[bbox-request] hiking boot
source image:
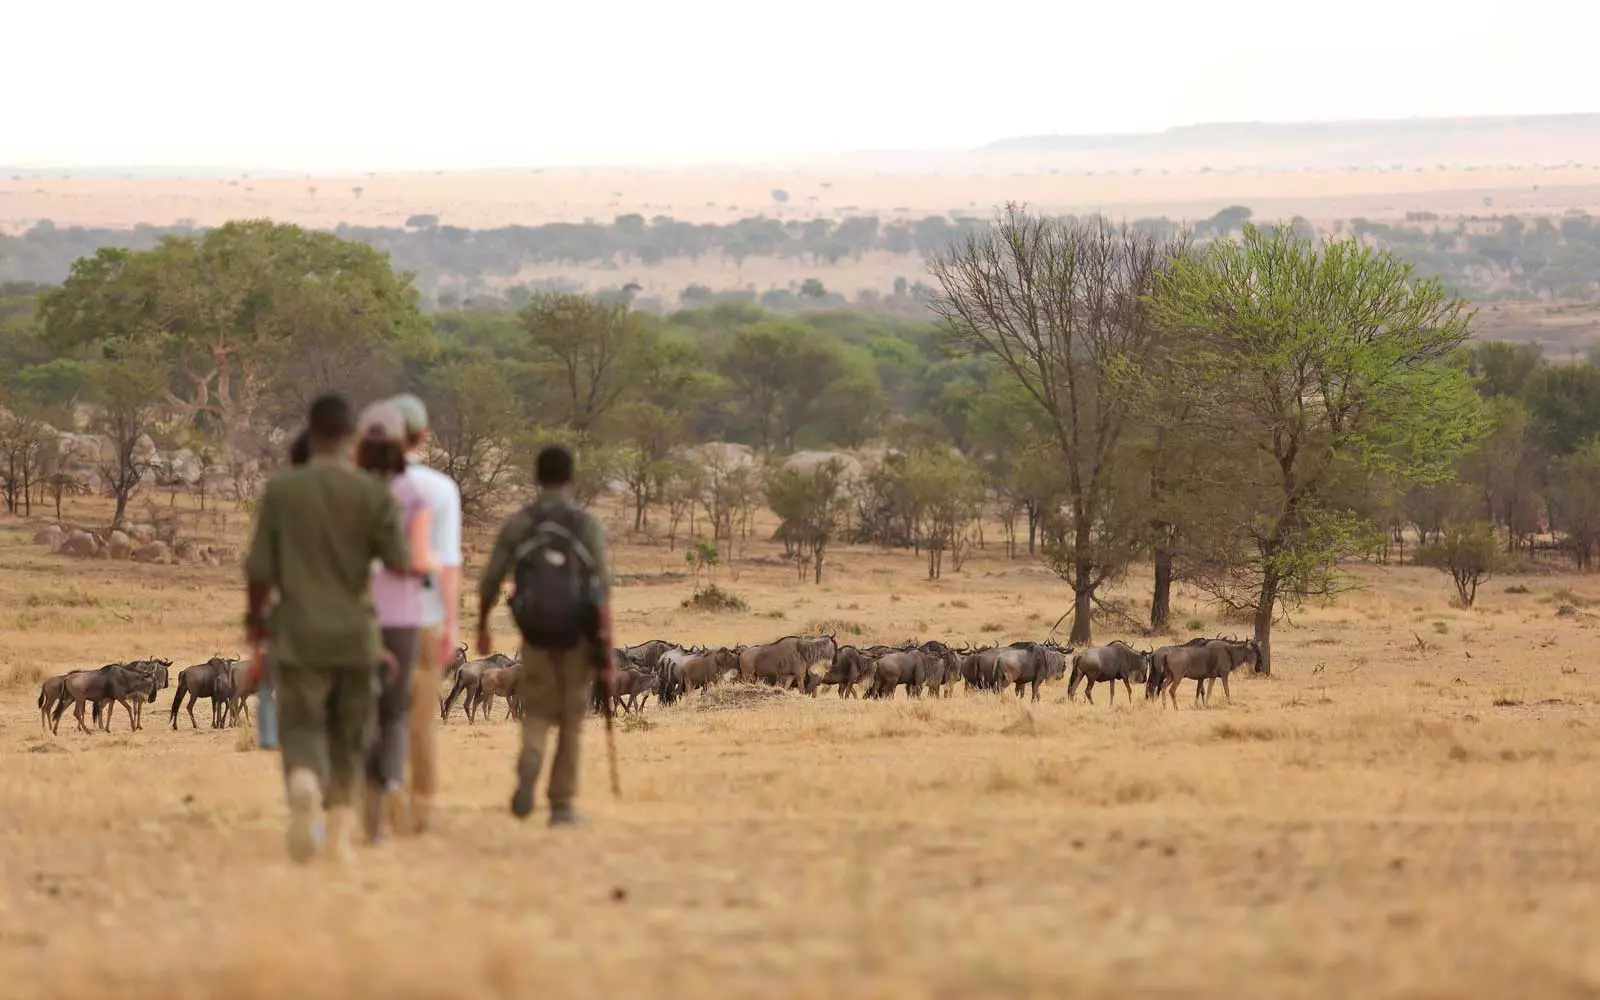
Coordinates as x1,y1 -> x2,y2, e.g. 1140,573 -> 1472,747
510,750 -> 541,820
548,804 -> 585,828
285,768 -> 324,863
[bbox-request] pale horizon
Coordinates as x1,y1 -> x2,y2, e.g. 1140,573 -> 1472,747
5,0 -> 1598,172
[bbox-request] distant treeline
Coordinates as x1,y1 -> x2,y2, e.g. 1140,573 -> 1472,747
5,204 -> 1600,305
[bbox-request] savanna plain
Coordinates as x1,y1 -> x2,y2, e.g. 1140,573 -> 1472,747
3,496 -> 1599,1000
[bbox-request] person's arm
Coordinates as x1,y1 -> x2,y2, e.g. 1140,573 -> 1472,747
243,483 -> 279,644
474,516 -> 518,654
408,504 -> 438,577
370,487 -> 409,575
436,481 -> 464,661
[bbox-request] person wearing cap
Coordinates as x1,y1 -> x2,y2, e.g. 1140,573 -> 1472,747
356,401 -> 438,843
244,393 -> 410,865
390,393 -> 463,834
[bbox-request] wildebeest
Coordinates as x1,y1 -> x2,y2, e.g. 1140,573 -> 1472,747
1150,638 -> 1260,708
437,644 -> 470,715
52,664 -> 158,734
169,657 -> 239,730
441,652 -> 517,724
93,658 -> 171,729
1067,642 -> 1149,706
613,668 -> 658,713
737,635 -> 837,690
674,646 -> 740,697
38,672 -> 83,730
960,643 -> 1053,702
813,645 -> 882,698
474,662 -> 523,722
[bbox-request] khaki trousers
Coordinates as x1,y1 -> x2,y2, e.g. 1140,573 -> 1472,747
516,643 -> 594,808
407,625 -> 443,804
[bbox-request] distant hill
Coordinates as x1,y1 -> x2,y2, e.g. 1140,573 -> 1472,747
978,114 -> 1600,171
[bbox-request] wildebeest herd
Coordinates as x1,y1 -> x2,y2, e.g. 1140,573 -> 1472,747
434,633 -> 1263,724
34,634 -> 1261,736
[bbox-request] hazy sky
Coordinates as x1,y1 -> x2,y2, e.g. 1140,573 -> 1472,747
5,0 -> 1595,170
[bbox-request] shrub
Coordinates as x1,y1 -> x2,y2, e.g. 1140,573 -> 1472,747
680,585 -> 748,613
1418,522 -> 1500,607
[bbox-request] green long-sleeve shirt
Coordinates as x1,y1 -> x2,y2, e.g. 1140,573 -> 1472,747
245,455 -> 408,669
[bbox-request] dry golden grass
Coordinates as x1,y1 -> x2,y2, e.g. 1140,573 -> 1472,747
4,494 -> 1600,998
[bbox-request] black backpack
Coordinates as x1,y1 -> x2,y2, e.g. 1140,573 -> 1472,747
508,506 -> 599,650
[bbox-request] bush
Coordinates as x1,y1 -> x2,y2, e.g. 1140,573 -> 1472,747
680,585 -> 748,613
1418,522 -> 1500,607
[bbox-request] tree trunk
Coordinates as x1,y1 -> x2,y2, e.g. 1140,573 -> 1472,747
1150,545 -> 1174,632
813,543 -> 824,585
1027,506 -> 1038,555
1253,567 -> 1279,676
1068,571 -> 1094,646
113,490 -> 129,530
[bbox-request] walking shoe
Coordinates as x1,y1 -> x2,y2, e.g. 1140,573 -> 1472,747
285,767 -> 324,863
548,804 -> 585,827
325,806 -> 357,866
362,785 -> 386,845
510,750 -> 541,820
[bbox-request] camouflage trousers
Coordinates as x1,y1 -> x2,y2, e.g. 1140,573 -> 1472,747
515,642 -> 595,809
275,661 -> 376,809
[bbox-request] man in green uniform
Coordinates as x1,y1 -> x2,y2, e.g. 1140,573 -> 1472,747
477,445 -> 616,827
246,394 -> 409,863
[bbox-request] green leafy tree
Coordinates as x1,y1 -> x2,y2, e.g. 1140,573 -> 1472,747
519,292 -> 648,439
41,222 -> 424,450
765,459 -> 852,583
421,361 -> 523,522
1153,224 -> 1485,672
1546,441 -> 1600,570
91,360 -> 165,527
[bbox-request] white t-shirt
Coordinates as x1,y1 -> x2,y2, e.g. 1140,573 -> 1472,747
404,455 -> 463,626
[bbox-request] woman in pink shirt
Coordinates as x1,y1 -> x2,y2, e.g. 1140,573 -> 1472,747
355,402 -> 437,844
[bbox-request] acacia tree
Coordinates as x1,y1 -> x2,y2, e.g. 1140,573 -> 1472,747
929,206 -> 1188,643
764,458 -> 851,584
92,361 -> 165,528
520,292 -> 646,439
41,223 -> 424,453
1419,522 -> 1500,606
1154,225 -> 1485,673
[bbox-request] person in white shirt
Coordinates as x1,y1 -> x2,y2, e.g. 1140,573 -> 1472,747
389,394 -> 463,834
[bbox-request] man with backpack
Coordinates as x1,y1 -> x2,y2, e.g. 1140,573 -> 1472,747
476,445 -> 617,826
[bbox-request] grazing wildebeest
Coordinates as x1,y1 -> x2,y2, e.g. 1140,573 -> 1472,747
651,645 -> 705,704
813,645 -> 876,698
1067,642 -> 1150,706
918,641 -> 962,698
441,652 -> 517,724
169,657 -> 239,730
437,644 -> 470,716
621,639 -> 677,674
1150,638 -> 1261,709
866,647 -> 936,699
53,664 -> 156,734
474,662 -> 523,722
738,635 -> 837,690
613,668 -> 658,713
92,658 -> 172,730
676,646 -> 739,697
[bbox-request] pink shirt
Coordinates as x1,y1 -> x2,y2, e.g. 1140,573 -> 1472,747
371,473 -> 426,628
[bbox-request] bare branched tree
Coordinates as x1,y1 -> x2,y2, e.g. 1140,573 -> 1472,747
929,205 -> 1188,643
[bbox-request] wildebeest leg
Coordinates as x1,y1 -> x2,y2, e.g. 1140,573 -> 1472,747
1031,678 -> 1042,703
1082,679 -> 1094,705
1220,672 -> 1232,704
1066,668 -> 1081,701
1108,679 -> 1115,707
73,696 -> 91,734
186,691 -> 200,729
1121,677 -> 1133,704
120,697 -> 137,731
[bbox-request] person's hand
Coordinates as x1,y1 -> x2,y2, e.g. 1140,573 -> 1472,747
475,624 -> 493,657
243,643 -> 265,690
599,660 -> 619,700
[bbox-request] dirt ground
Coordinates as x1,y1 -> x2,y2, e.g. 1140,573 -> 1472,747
3,495 -> 1600,999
